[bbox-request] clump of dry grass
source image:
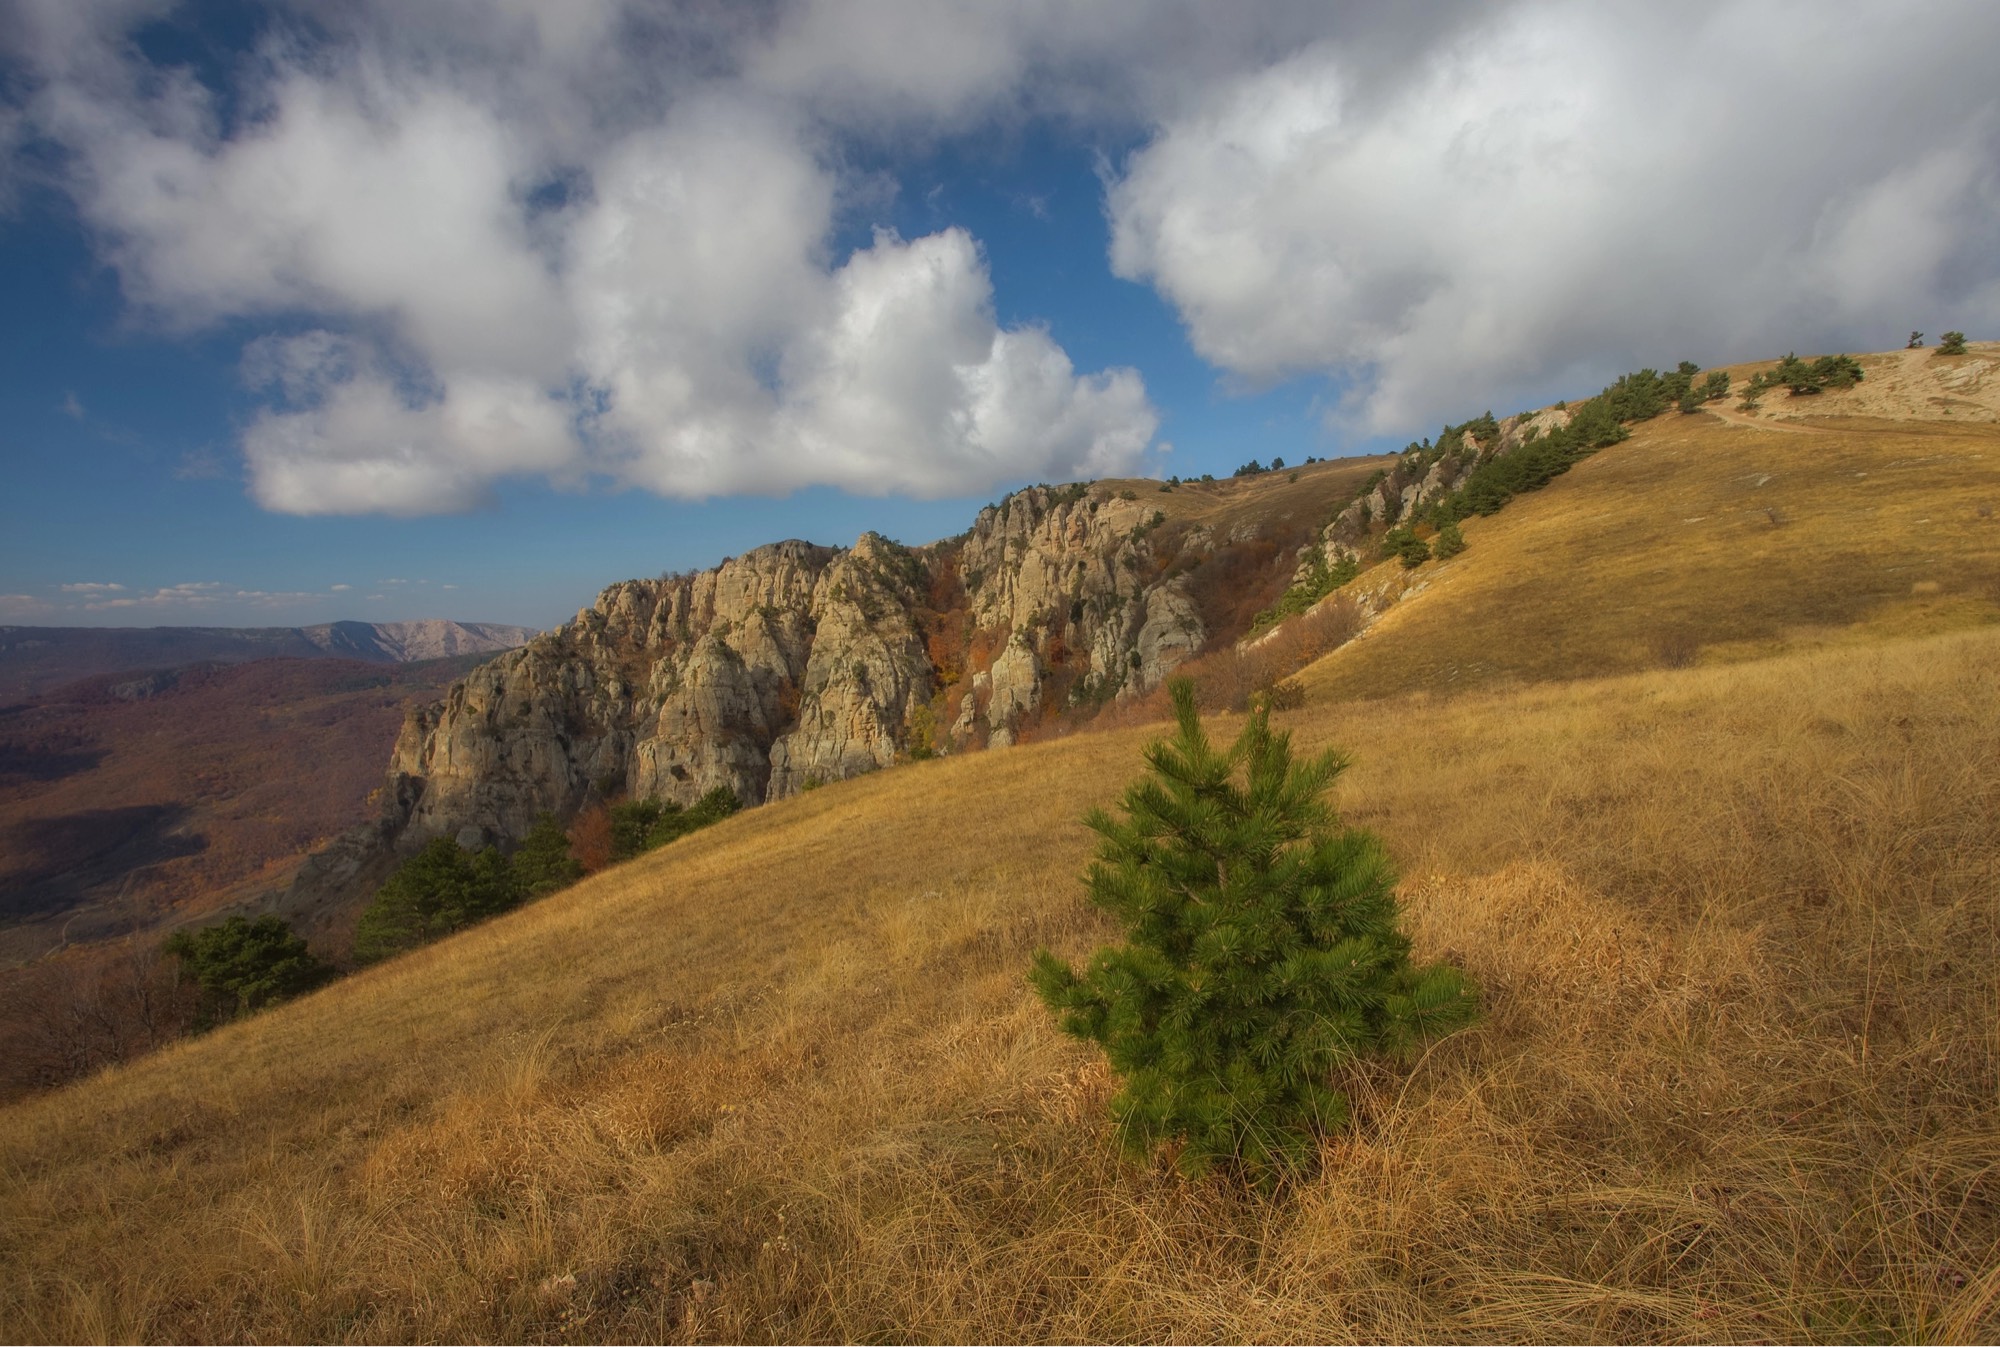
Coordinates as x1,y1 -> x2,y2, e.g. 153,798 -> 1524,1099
3,629 -> 1999,1342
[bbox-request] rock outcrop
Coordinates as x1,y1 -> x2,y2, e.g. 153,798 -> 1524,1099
1296,411 -> 1547,580
378,485 -> 1227,851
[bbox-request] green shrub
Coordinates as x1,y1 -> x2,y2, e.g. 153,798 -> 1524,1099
1602,369 -> 1673,421
1029,681 -> 1478,1184
1938,331 -> 1968,356
164,915 -> 331,1028
1433,519 -> 1466,559
1380,526 -> 1432,568
610,799 -> 665,860
1673,365 -> 1727,411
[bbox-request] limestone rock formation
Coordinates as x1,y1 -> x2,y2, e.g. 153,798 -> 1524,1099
377,488 -> 1222,853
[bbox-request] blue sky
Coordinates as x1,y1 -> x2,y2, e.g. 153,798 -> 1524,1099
3,2 -> 1996,629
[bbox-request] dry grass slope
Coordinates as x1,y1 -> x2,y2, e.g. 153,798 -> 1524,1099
3,623 -> 1998,1343
1300,347 -> 2000,702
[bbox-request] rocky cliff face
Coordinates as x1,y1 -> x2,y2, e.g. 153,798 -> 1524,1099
381,484 -> 1224,850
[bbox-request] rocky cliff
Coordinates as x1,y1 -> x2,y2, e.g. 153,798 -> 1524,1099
381,484 -> 1246,850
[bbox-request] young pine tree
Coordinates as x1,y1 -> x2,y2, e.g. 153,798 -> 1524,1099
1030,680 -> 1477,1183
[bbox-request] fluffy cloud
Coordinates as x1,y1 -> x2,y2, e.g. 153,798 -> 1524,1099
7,2 -> 1162,515
1107,0 -> 2000,434
9,0 -> 1999,489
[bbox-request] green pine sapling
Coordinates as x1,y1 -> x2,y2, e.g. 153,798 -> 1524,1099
1031,679 -> 1478,1184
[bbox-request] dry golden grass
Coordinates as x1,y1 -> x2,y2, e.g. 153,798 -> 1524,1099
1299,389 -> 2000,703
4,620 -> 1999,1343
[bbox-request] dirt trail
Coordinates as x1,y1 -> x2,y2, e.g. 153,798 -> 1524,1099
1702,404 -> 1812,434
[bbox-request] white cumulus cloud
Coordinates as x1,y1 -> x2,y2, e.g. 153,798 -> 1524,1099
7,3 -> 1162,515
1107,0 -> 2000,434
9,0 -> 1999,483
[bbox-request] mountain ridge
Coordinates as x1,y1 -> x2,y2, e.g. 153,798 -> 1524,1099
373,462 -> 1385,854
365,343 -> 2000,864
0,619 -> 539,697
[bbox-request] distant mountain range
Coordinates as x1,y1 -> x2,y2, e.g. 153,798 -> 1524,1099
0,619 -> 538,698
298,620 -> 541,664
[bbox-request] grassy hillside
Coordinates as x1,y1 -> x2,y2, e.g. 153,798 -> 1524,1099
1302,347 -> 2000,702
5,346 -> 1999,1342
3,624 -> 1997,1342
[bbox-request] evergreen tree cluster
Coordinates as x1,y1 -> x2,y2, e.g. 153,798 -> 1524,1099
1678,370 -> 1731,413
353,790 -> 741,964
1422,387 -> 1633,525
354,836 -> 527,963
354,812 -> 586,963
1743,352 -> 1864,398
1031,681 -> 1477,1184
1601,361 -> 1705,420
1937,331 -> 1968,356
609,787 -> 741,862
163,915 -> 332,1029
1381,525 -> 1432,568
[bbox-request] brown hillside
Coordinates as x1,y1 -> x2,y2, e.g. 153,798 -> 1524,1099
1,628 -> 1995,1341
1298,344 -> 2000,703
0,656 -> 483,967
